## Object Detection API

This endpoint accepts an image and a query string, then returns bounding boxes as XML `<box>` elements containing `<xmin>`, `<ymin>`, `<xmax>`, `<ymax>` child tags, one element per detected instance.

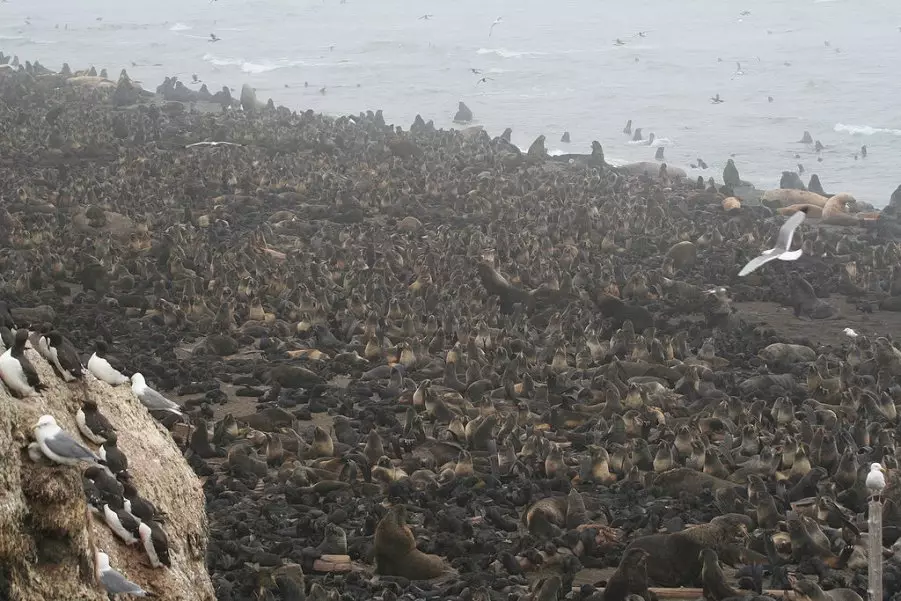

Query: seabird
<box><xmin>87</xmin><ymin>340</ymin><xmax>129</xmax><ymax>386</ymax></box>
<box><xmin>139</xmin><ymin>520</ymin><xmax>172</xmax><ymax>568</ymax></box>
<box><xmin>866</xmin><ymin>462</ymin><xmax>886</xmax><ymax>501</ymax></box>
<box><xmin>46</xmin><ymin>330</ymin><xmax>84</xmax><ymax>382</ymax></box>
<box><xmin>489</xmin><ymin>16</ymin><xmax>502</xmax><ymax>37</ymax></box>
<box><xmin>209</xmin><ymin>33</ymin><xmax>220</xmax><ymax>42</ymax></box>
<box><xmin>184</xmin><ymin>141</ymin><xmax>245</xmax><ymax>149</ymax></box>
<box><xmin>710</xmin><ymin>93</ymin><xmax>724</xmax><ymax>104</ymax></box>
<box><xmin>95</xmin><ymin>550</ymin><xmax>151</xmax><ymax>597</ymax></box>
<box><xmin>131</xmin><ymin>373</ymin><xmax>183</xmax><ymax>415</ymax></box>
<box><xmin>33</xmin><ymin>415</ymin><xmax>100</xmax><ymax>465</ymax></box>
<box><xmin>418</xmin><ymin>14</ymin><xmax>433</xmax><ymax>20</ymax></box>
<box><xmin>0</xmin><ymin>329</ymin><xmax>47</xmax><ymax>397</ymax></box>
<box><xmin>844</xmin><ymin>328</ymin><xmax>859</xmax><ymax>338</ymax></box>
<box><xmin>100</xmin><ymin>433</ymin><xmax>129</xmax><ymax>475</ymax></box>
<box><xmin>738</xmin><ymin>208</ymin><xmax>808</xmax><ymax>277</ymax></box>
<box><xmin>76</xmin><ymin>399</ymin><xmax>116</xmax><ymax>444</ymax></box>
<box><xmin>477</xmin><ymin>77</ymin><xmax>493</xmax><ymax>84</ymax></box>
<box><xmin>84</xmin><ymin>465</ymin><xmax>126</xmax><ymax>509</ymax></box>
<box><xmin>119</xmin><ymin>472</ymin><xmax>167</xmax><ymax>523</ymax></box>
<box><xmin>102</xmin><ymin>503</ymin><xmax>142</xmax><ymax>545</ymax></box>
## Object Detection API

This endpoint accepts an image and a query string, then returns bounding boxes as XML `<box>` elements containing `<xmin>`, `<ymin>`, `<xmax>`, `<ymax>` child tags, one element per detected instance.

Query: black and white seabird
<box><xmin>46</xmin><ymin>331</ymin><xmax>84</xmax><ymax>382</ymax></box>
<box><xmin>76</xmin><ymin>399</ymin><xmax>115</xmax><ymax>444</ymax></box>
<box><xmin>119</xmin><ymin>472</ymin><xmax>167</xmax><ymax>523</ymax></box>
<box><xmin>95</xmin><ymin>550</ymin><xmax>151</xmax><ymax>597</ymax></box>
<box><xmin>33</xmin><ymin>415</ymin><xmax>100</xmax><ymax>465</ymax></box>
<box><xmin>99</xmin><ymin>433</ymin><xmax>129</xmax><ymax>474</ymax></box>
<box><xmin>84</xmin><ymin>465</ymin><xmax>126</xmax><ymax>509</ymax></box>
<box><xmin>102</xmin><ymin>503</ymin><xmax>142</xmax><ymax>545</ymax></box>
<box><xmin>131</xmin><ymin>373</ymin><xmax>183</xmax><ymax>415</ymax></box>
<box><xmin>87</xmin><ymin>340</ymin><xmax>129</xmax><ymax>386</ymax></box>
<box><xmin>0</xmin><ymin>329</ymin><xmax>48</xmax><ymax>397</ymax></box>
<box><xmin>139</xmin><ymin>520</ymin><xmax>172</xmax><ymax>568</ymax></box>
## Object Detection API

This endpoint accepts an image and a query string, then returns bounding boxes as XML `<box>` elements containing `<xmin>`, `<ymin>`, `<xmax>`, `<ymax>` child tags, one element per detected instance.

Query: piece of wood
<box><xmin>869</xmin><ymin>499</ymin><xmax>883</xmax><ymax>601</ymax></box>
<box><xmin>312</xmin><ymin>559</ymin><xmax>354</xmax><ymax>573</ymax></box>
<box><xmin>570</xmin><ymin>587</ymin><xmax>796</xmax><ymax>599</ymax></box>
<box><xmin>319</xmin><ymin>554</ymin><xmax>351</xmax><ymax>563</ymax></box>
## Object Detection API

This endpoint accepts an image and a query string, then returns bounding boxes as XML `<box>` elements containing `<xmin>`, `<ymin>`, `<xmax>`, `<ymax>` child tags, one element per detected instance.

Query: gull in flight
<box><xmin>477</xmin><ymin>76</ymin><xmax>493</xmax><ymax>84</ymax></box>
<box><xmin>184</xmin><ymin>141</ymin><xmax>245</xmax><ymax>149</ymax></box>
<box><xmin>209</xmin><ymin>33</ymin><xmax>220</xmax><ymax>42</ymax></box>
<box><xmin>731</xmin><ymin>62</ymin><xmax>744</xmax><ymax>79</ymax></box>
<box><xmin>489</xmin><ymin>16</ymin><xmax>502</xmax><ymax>37</ymax></box>
<box><xmin>866</xmin><ymin>462</ymin><xmax>886</xmax><ymax>501</ymax></box>
<box><xmin>418</xmin><ymin>14</ymin><xmax>433</xmax><ymax>20</ymax></box>
<box><xmin>738</xmin><ymin>208</ymin><xmax>808</xmax><ymax>276</ymax></box>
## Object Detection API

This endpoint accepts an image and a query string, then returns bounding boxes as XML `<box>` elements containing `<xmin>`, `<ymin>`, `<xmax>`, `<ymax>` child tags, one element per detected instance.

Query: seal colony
<box><xmin>4</xmin><ymin>54</ymin><xmax>901</xmax><ymax>601</ymax></box>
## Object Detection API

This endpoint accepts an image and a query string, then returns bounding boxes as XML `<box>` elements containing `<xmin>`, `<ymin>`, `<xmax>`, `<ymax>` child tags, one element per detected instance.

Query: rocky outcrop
<box><xmin>0</xmin><ymin>344</ymin><xmax>214</xmax><ymax>601</ymax></box>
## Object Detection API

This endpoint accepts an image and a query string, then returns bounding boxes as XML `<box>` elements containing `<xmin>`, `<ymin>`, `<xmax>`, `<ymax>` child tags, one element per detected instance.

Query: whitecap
<box><xmin>476</xmin><ymin>48</ymin><xmax>545</xmax><ymax>59</ymax></box>
<box><xmin>834</xmin><ymin>123</ymin><xmax>901</xmax><ymax>136</ymax></box>
<box><xmin>169</xmin><ymin>22</ymin><xmax>192</xmax><ymax>31</ymax></box>
<box><xmin>0</xmin><ymin>35</ymin><xmax>25</xmax><ymax>41</ymax></box>
<box><xmin>203</xmin><ymin>53</ymin><xmax>305</xmax><ymax>74</ymax></box>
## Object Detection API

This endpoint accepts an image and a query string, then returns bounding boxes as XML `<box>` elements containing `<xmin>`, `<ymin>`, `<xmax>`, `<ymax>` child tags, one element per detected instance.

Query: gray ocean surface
<box><xmin>2</xmin><ymin>0</ymin><xmax>900</xmax><ymax>205</ymax></box>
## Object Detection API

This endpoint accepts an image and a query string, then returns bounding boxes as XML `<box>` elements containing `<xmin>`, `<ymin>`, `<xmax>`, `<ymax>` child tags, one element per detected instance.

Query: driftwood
<box><xmin>312</xmin><ymin>555</ymin><xmax>357</xmax><ymax>573</ymax></box>
<box><xmin>573</xmin><ymin>588</ymin><xmax>796</xmax><ymax>599</ymax></box>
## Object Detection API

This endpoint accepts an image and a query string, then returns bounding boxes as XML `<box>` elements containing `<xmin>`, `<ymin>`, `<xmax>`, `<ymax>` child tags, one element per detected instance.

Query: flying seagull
<box><xmin>131</xmin><ymin>373</ymin><xmax>184</xmax><ymax>415</ymax></box>
<box><xmin>489</xmin><ymin>16</ymin><xmax>502</xmax><ymax>37</ymax></box>
<box><xmin>184</xmin><ymin>141</ymin><xmax>245</xmax><ymax>149</ymax></box>
<box><xmin>95</xmin><ymin>550</ymin><xmax>151</xmax><ymax>597</ymax></box>
<box><xmin>418</xmin><ymin>14</ymin><xmax>433</xmax><ymax>20</ymax></box>
<box><xmin>34</xmin><ymin>414</ymin><xmax>101</xmax><ymax>466</ymax></box>
<box><xmin>209</xmin><ymin>33</ymin><xmax>220</xmax><ymax>42</ymax></box>
<box><xmin>737</xmin><ymin>208</ymin><xmax>808</xmax><ymax>276</ymax></box>
<box><xmin>477</xmin><ymin>77</ymin><xmax>493</xmax><ymax>84</ymax></box>
<box><xmin>866</xmin><ymin>462</ymin><xmax>886</xmax><ymax>501</ymax></box>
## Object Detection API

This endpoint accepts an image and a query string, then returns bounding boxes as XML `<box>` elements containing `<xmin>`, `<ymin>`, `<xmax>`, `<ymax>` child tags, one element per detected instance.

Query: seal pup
<box><xmin>76</xmin><ymin>399</ymin><xmax>115</xmax><ymax>445</ymax></box>
<box><xmin>790</xmin><ymin>272</ymin><xmax>834</xmax><ymax>319</ymax></box>
<box><xmin>374</xmin><ymin>505</ymin><xmax>448</xmax><ymax>580</ymax></box>
<box><xmin>604</xmin><ymin>548</ymin><xmax>652</xmax><ymax>601</ymax></box>
<box><xmin>791</xmin><ymin>578</ymin><xmax>863</xmax><ymax>601</ymax></box>
<box><xmin>88</xmin><ymin>340</ymin><xmax>129</xmax><ymax>385</ymax></box>
<box><xmin>700</xmin><ymin>549</ymin><xmax>742</xmax><ymax>600</ymax></box>
<box><xmin>0</xmin><ymin>329</ymin><xmax>47</xmax><ymax>397</ymax></box>
<box><xmin>95</xmin><ymin>550</ymin><xmax>151</xmax><ymax>597</ymax></box>
<box><xmin>738</xmin><ymin>208</ymin><xmax>808</xmax><ymax>276</ymax></box>
<box><xmin>46</xmin><ymin>331</ymin><xmax>84</xmax><ymax>381</ymax></box>
<box><xmin>33</xmin><ymin>415</ymin><xmax>101</xmax><ymax>465</ymax></box>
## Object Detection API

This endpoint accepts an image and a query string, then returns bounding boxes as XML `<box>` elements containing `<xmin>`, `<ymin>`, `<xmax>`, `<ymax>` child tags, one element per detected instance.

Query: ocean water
<box><xmin>2</xmin><ymin>0</ymin><xmax>900</xmax><ymax>205</ymax></box>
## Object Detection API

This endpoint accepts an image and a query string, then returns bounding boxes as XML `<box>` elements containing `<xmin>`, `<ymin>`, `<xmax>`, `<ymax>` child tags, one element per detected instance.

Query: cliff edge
<box><xmin>0</xmin><ymin>343</ymin><xmax>214</xmax><ymax>601</ymax></box>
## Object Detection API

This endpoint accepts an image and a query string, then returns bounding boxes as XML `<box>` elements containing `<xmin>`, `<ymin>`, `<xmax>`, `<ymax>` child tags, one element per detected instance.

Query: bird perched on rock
<box><xmin>0</xmin><ymin>329</ymin><xmax>47</xmax><ymax>397</ymax></box>
<box><xmin>867</xmin><ymin>462</ymin><xmax>886</xmax><ymax>501</ymax></box>
<box><xmin>131</xmin><ymin>373</ymin><xmax>183</xmax><ymax>415</ymax></box>
<box><xmin>94</xmin><ymin>550</ymin><xmax>152</xmax><ymax>597</ymax></box>
<box><xmin>45</xmin><ymin>331</ymin><xmax>84</xmax><ymax>382</ymax></box>
<box><xmin>33</xmin><ymin>415</ymin><xmax>101</xmax><ymax>465</ymax></box>
<box><xmin>76</xmin><ymin>399</ymin><xmax>116</xmax><ymax>444</ymax></box>
<box><xmin>87</xmin><ymin>340</ymin><xmax>129</xmax><ymax>386</ymax></box>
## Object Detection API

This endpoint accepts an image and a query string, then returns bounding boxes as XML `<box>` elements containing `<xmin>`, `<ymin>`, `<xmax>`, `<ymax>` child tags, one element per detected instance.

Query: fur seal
<box><xmin>799</xmin><ymin>131</ymin><xmax>813</xmax><ymax>144</ymax></box>
<box><xmin>777</xmin><ymin>204</ymin><xmax>823</xmax><ymax>218</ymax></box>
<box><xmin>618</xmin><ymin>162</ymin><xmax>687</xmax><ymax>180</ymax></box>
<box><xmin>655</xmin><ymin>147</ymin><xmax>664</xmax><ymax>161</ymax></box>
<box><xmin>761</xmin><ymin>189</ymin><xmax>828</xmax><ymax>208</ymax></box>
<box><xmin>791</xmin><ymin>578</ymin><xmax>861</xmax><ymax>601</ymax></box>
<box><xmin>625</xmin><ymin>514</ymin><xmax>750</xmax><ymax>586</ymax></box>
<box><xmin>604</xmin><ymin>548</ymin><xmax>653</xmax><ymax>601</ymax></box>
<box><xmin>780</xmin><ymin>171</ymin><xmax>807</xmax><ymax>191</ymax></box>
<box><xmin>700</xmin><ymin>549</ymin><xmax>742</xmax><ymax>601</ymax></box>
<box><xmin>374</xmin><ymin>505</ymin><xmax>448</xmax><ymax>580</ymax></box>
<box><xmin>790</xmin><ymin>273</ymin><xmax>834</xmax><ymax>319</ymax></box>
<box><xmin>561</xmin><ymin>131</ymin><xmax>570</xmax><ymax>143</ymax></box>
<box><xmin>453</xmin><ymin>101</ymin><xmax>473</xmax><ymax>124</ymax></box>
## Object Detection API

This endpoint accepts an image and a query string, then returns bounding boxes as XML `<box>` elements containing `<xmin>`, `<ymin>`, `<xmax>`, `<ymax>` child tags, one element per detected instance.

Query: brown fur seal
<box><xmin>625</xmin><ymin>514</ymin><xmax>750</xmax><ymax>586</ymax></box>
<box><xmin>700</xmin><ymin>549</ymin><xmax>742</xmax><ymax>601</ymax></box>
<box><xmin>777</xmin><ymin>204</ymin><xmax>823</xmax><ymax>218</ymax></box>
<box><xmin>374</xmin><ymin>505</ymin><xmax>449</xmax><ymax>580</ymax></box>
<box><xmin>605</xmin><ymin>548</ymin><xmax>654</xmax><ymax>601</ymax></box>
<box><xmin>477</xmin><ymin>262</ymin><xmax>532</xmax><ymax>313</ymax></box>
<box><xmin>821</xmin><ymin>193</ymin><xmax>860</xmax><ymax>226</ymax></box>
<box><xmin>791</xmin><ymin>578</ymin><xmax>863</xmax><ymax>601</ymax></box>
<box><xmin>761</xmin><ymin>189</ymin><xmax>828</xmax><ymax>208</ymax></box>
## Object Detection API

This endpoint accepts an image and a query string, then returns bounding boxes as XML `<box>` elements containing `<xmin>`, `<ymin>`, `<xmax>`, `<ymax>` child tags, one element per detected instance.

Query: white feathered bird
<box><xmin>867</xmin><ymin>462</ymin><xmax>886</xmax><ymax>501</ymax></box>
<box><xmin>738</xmin><ymin>208</ymin><xmax>808</xmax><ymax>277</ymax></box>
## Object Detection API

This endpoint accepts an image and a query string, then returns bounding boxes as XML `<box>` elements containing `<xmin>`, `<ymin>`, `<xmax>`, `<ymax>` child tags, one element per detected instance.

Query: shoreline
<box><xmin>1</xmin><ymin>49</ymin><xmax>894</xmax><ymax>210</ymax></box>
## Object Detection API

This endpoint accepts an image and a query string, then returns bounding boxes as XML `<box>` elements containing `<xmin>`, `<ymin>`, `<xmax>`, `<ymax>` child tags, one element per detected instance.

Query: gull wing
<box><xmin>777</xmin><ymin>248</ymin><xmax>803</xmax><ymax>261</ymax></box>
<box><xmin>738</xmin><ymin>250</ymin><xmax>779</xmax><ymax>277</ymax></box>
<box><xmin>44</xmin><ymin>431</ymin><xmax>98</xmax><ymax>461</ymax></box>
<box><xmin>139</xmin><ymin>387</ymin><xmax>182</xmax><ymax>413</ymax></box>
<box><xmin>100</xmin><ymin>568</ymin><xmax>146</xmax><ymax>595</ymax></box>
<box><xmin>776</xmin><ymin>209</ymin><xmax>807</xmax><ymax>251</ymax></box>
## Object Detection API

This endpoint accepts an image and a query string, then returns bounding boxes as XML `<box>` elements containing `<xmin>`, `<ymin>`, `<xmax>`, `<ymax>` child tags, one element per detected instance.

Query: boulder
<box><xmin>0</xmin><ymin>348</ymin><xmax>214</xmax><ymax>600</ymax></box>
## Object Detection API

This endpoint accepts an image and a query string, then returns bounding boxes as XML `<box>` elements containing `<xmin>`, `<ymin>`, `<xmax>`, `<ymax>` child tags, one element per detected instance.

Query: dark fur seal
<box><xmin>625</xmin><ymin>514</ymin><xmax>750</xmax><ymax>586</ymax></box>
<box><xmin>453</xmin><ymin>101</ymin><xmax>473</xmax><ymax>124</ymax></box>
<box><xmin>790</xmin><ymin>273</ymin><xmax>835</xmax><ymax>319</ymax></box>
<box><xmin>700</xmin><ymin>549</ymin><xmax>742</xmax><ymax>600</ymax></box>
<box><xmin>605</xmin><ymin>548</ymin><xmax>654</xmax><ymax>601</ymax></box>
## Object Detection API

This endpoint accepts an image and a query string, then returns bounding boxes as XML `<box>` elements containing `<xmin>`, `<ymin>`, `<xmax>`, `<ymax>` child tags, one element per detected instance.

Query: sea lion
<box><xmin>374</xmin><ymin>505</ymin><xmax>448</xmax><ymax>580</ymax></box>
<box><xmin>665</xmin><ymin>241</ymin><xmax>697</xmax><ymax>271</ymax></box>
<box><xmin>655</xmin><ymin>147</ymin><xmax>664</xmax><ymax>161</ymax></box>
<box><xmin>723</xmin><ymin>159</ymin><xmax>741</xmax><ymax>187</ymax></box>
<box><xmin>618</xmin><ymin>162</ymin><xmax>687</xmax><ymax>180</ymax></box>
<box><xmin>722</xmin><ymin>197</ymin><xmax>741</xmax><ymax>211</ymax></box>
<box><xmin>761</xmin><ymin>189</ymin><xmax>828</xmax><ymax>208</ymax></box>
<box><xmin>799</xmin><ymin>131</ymin><xmax>813</xmax><ymax>144</ymax></box>
<box><xmin>625</xmin><ymin>514</ymin><xmax>750</xmax><ymax>586</ymax></box>
<box><xmin>780</xmin><ymin>171</ymin><xmax>807</xmax><ymax>191</ymax></box>
<box><xmin>561</xmin><ymin>131</ymin><xmax>571</xmax><ymax>143</ymax></box>
<box><xmin>700</xmin><ymin>549</ymin><xmax>742</xmax><ymax>601</ymax></box>
<box><xmin>604</xmin><ymin>548</ymin><xmax>653</xmax><ymax>601</ymax></box>
<box><xmin>790</xmin><ymin>273</ymin><xmax>835</xmax><ymax>320</ymax></box>
<box><xmin>821</xmin><ymin>193</ymin><xmax>860</xmax><ymax>226</ymax></box>
<box><xmin>777</xmin><ymin>204</ymin><xmax>823</xmax><ymax>218</ymax></box>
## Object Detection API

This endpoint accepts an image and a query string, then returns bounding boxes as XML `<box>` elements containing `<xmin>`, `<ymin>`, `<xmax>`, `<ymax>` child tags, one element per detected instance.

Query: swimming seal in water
<box><xmin>453</xmin><ymin>101</ymin><xmax>473</xmax><ymax>124</ymax></box>
<box><xmin>374</xmin><ymin>505</ymin><xmax>449</xmax><ymax>580</ymax></box>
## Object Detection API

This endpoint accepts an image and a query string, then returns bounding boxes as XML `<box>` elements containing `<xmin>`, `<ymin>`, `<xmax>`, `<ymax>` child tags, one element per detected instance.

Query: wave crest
<box><xmin>834</xmin><ymin>123</ymin><xmax>901</xmax><ymax>136</ymax></box>
<box><xmin>169</xmin><ymin>22</ymin><xmax>192</xmax><ymax>31</ymax></box>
